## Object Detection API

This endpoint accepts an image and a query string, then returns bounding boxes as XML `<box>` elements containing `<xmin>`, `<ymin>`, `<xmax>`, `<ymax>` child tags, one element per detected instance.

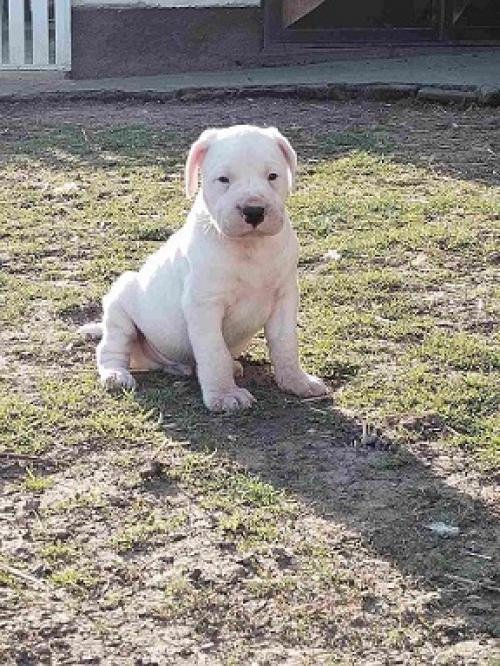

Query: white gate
<box><xmin>0</xmin><ymin>0</ymin><xmax>71</xmax><ymax>70</ymax></box>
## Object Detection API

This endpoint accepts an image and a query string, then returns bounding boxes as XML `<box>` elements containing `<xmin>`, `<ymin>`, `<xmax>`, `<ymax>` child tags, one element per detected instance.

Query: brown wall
<box><xmin>71</xmin><ymin>7</ymin><xmax>263</xmax><ymax>79</ymax></box>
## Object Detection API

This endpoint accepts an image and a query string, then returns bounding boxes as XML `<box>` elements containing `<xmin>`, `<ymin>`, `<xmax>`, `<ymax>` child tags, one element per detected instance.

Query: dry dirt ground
<box><xmin>0</xmin><ymin>97</ymin><xmax>499</xmax><ymax>665</ymax></box>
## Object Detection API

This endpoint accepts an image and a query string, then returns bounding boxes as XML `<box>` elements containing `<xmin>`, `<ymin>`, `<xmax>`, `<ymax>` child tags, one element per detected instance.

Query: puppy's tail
<box><xmin>78</xmin><ymin>322</ymin><xmax>104</xmax><ymax>341</ymax></box>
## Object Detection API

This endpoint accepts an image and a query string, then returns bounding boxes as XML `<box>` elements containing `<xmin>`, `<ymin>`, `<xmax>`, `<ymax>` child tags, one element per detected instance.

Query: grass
<box><xmin>49</xmin><ymin>566</ymin><xmax>99</xmax><ymax>591</ymax></box>
<box><xmin>0</xmin><ymin>102</ymin><xmax>499</xmax><ymax>663</ymax></box>
<box><xmin>111</xmin><ymin>510</ymin><xmax>188</xmax><ymax>552</ymax></box>
<box><xmin>0</xmin><ymin>114</ymin><xmax>497</xmax><ymax>450</ymax></box>
<box><xmin>39</xmin><ymin>542</ymin><xmax>78</xmax><ymax>564</ymax></box>
<box><xmin>23</xmin><ymin>468</ymin><xmax>54</xmax><ymax>492</ymax></box>
<box><xmin>44</xmin><ymin>490</ymin><xmax>106</xmax><ymax>515</ymax></box>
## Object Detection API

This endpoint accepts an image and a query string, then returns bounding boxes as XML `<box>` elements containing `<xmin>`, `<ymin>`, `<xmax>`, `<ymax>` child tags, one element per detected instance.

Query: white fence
<box><xmin>0</xmin><ymin>0</ymin><xmax>71</xmax><ymax>70</ymax></box>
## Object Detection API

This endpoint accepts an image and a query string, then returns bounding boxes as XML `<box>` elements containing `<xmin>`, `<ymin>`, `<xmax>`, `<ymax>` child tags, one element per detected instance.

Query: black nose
<box><xmin>242</xmin><ymin>205</ymin><xmax>265</xmax><ymax>227</ymax></box>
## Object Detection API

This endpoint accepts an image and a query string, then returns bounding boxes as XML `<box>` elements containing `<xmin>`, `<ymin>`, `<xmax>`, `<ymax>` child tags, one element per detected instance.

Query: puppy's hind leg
<box><xmin>96</xmin><ymin>274</ymin><xmax>138</xmax><ymax>391</ymax></box>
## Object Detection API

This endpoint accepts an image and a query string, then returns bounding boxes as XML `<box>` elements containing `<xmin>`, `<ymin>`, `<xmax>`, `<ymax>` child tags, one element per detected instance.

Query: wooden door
<box><xmin>265</xmin><ymin>0</ymin><xmax>500</xmax><ymax>46</ymax></box>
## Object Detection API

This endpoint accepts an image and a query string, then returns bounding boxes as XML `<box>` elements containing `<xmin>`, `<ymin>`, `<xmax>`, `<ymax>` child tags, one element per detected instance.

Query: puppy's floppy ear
<box><xmin>185</xmin><ymin>128</ymin><xmax>218</xmax><ymax>198</ymax></box>
<box><xmin>266</xmin><ymin>127</ymin><xmax>297</xmax><ymax>190</ymax></box>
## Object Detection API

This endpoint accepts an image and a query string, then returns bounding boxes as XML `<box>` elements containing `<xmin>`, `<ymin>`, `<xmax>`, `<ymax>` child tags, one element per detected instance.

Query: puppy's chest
<box><xmin>224</xmin><ymin>264</ymin><xmax>282</xmax><ymax>332</ymax></box>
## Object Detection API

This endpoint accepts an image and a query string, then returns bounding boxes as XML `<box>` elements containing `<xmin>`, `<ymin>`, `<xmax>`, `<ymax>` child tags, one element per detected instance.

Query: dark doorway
<box><xmin>265</xmin><ymin>0</ymin><xmax>500</xmax><ymax>46</ymax></box>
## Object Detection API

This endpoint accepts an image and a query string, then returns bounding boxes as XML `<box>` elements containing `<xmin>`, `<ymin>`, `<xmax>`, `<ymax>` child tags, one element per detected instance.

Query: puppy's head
<box><xmin>185</xmin><ymin>125</ymin><xmax>296</xmax><ymax>238</ymax></box>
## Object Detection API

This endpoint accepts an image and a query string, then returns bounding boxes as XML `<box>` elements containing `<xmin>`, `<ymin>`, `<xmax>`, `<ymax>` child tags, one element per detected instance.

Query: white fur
<box><xmin>79</xmin><ymin>322</ymin><xmax>103</xmax><ymax>340</ymax></box>
<box><xmin>84</xmin><ymin>125</ymin><xmax>327</xmax><ymax>412</ymax></box>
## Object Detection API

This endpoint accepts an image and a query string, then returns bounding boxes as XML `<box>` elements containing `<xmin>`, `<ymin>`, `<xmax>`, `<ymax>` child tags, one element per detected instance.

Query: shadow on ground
<box><xmin>132</xmin><ymin>364</ymin><xmax>499</xmax><ymax>642</ymax></box>
<box><xmin>0</xmin><ymin>99</ymin><xmax>498</xmax><ymax>188</ymax></box>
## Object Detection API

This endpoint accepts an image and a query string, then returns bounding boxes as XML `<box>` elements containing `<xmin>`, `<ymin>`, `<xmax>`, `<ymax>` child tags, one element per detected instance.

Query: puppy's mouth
<box><xmin>209</xmin><ymin>201</ymin><xmax>284</xmax><ymax>239</ymax></box>
<box><xmin>219</xmin><ymin>214</ymin><xmax>283</xmax><ymax>238</ymax></box>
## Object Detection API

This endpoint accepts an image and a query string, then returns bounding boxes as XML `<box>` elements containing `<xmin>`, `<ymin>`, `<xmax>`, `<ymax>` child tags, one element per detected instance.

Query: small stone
<box><xmin>425</xmin><ymin>522</ymin><xmax>460</xmax><ymax>537</ymax></box>
<box><xmin>322</xmin><ymin>249</ymin><xmax>342</xmax><ymax>262</ymax></box>
<box><xmin>236</xmin><ymin>555</ymin><xmax>258</xmax><ymax>571</ymax></box>
<box><xmin>139</xmin><ymin>460</ymin><xmax>164</xmax><ymax>480</ymax></box>
<box><xmin>160</xmin><ymin>554</ymin><xmax>175</xmax><ymax>565</ymax></box>
<box><xmin>170</xmin><ymin>532</ymin><xmax>187</xmax><ymax>542</ymax></box>
<box><xmin>49</xmin><ymin>528</ymin><xmax>70</xmax><ymax>541</ymax></box>
<box><xmin>37</xmin><ymin>643</ymin><xmax>52</xmax><ymax>656</ymax></box>
<box><xmin>487</xmin><ymin>251</ymin><xmax>500</xmax><ymax>265</ymax></box>
<box><xmin>23</xmin><ymin>498</ymin><xmax>41</xmax><ymax>512</ymax></box>
<box><xmin>272</xmin><ymin>547</ymin><xmax>296</xmax><ymax>569</ymax></box>
<box><xmin>188</xmin><ymin>568</ymin><xmax>202</xmax><ymax>582</ymax></box>
<box><xmin>227</xmin><ymin>565</ymin><xmax>247</xmax><ymax>583</ymax></box>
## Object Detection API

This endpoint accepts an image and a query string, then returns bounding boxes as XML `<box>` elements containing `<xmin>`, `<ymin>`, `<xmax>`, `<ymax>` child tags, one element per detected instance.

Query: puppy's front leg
<box><xmin>185</xmin><ymin>301</ymin><xmax>255</xmax><ymax>412</ymax></box>
<box><xmin>265</xmin><ymin>282</ymin><xmax>328</xmax><ymax>398</ymax></box>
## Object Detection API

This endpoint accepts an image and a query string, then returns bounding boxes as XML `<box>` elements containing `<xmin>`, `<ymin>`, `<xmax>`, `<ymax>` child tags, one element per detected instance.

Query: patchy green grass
<box><xmin>1</xmin><ymin>117</ymin><xmax>498</xmax><ymax>466</ymax></box>
<box><xmin>23</xmin><ymin>469</ymin><xmax>54</xmax><ymax>492</ymax></box>
<box><xmin>39</xmin><ymin>542</ymin><xmax>78</xmax><ymax>564</ymax></box>
<box><xmin>0</xmin><ymin>102</ymin><xmax>499</xmax><ymax>664</ymax></box>
<box><xmin>49</xmin><ymin>566</ymin><xmax>99</xmax><ymax>592</ymax></box>
<box><xmin>0</xmin><ymin>373</ymin><xmax>159</xmax><ymax>456</ymax></box>
<box><xmin>111</xmin><ymin>510</ymin><xmax>188</xmax><ymax>553</ymax></box>
<box><xmin>44</xmin><ymin>490</ymin><xmax>106</xmax><ymax>515</ymax></box>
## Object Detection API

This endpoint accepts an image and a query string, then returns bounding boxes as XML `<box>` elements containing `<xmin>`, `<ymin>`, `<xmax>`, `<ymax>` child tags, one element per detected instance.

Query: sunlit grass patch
<box><xmin>339</xmin><ymin>363</ymin><xmax>499</xmax><ymax>460</ymax></box>
<box><xmin>40</xmin><ymin>542</ymin><xmax>78</xmax><ymax>564</ymax></box>
<box><xmin>111</xmin><ymin>510</ymin><xmax>188</xmax><ymax>553</ymax></box>
<box><xmin>49</xmin><ymin>566</ymin><xmax>99</xmax><ymax>592</ymax></box>
<box><xmin>0</xmin><ymin>118</ymin><xmax>498</xmax><ymax>472</ymax></box>
<box><xmin>23</xmin><ymin>469</ymin><xmax>54</xmax><ymax>492</ymax></box>
<box><xmin>44</xmin><ymin>491</ymin><xmax>106</xmax><ymax>515</ymax></box>
<box><xmin>218</xmin><ymin>508</ymin><xmax>280</xmax><ymax>546</ymax></box>
<box><xmin>0</xmin><ymin>370</ymin><xmax>160</xmax><ymax>456</ymax></box>
<box><xmin>1</xmin><ymin>105</ymin><xmax>500</xmax><ymax>665</ymax></box>
<box><xmin>417</xmin><ymin>331</ymin><xmax>499</xmax><ymax>371</ymax></box>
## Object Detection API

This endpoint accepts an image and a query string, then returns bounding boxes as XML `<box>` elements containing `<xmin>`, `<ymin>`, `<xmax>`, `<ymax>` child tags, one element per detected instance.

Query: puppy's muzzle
<box><xmin>241</xmin><ymin>205</ymin><xmax>265</xmax><ymax>228</ymax></box>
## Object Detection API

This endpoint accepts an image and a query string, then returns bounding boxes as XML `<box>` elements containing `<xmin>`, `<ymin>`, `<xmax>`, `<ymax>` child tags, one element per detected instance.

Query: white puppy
<box><xmin>81</xmin><ymin>125</ymin><xmax>327</xmax><ymax>412</ymax></box>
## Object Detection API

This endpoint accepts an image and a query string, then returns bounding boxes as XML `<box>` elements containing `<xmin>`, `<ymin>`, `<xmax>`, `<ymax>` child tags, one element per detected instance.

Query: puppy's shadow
<box><xmin>132</xmin><ymin>360</ymin><xmax>499</xmax><ymax>641</ymax></box>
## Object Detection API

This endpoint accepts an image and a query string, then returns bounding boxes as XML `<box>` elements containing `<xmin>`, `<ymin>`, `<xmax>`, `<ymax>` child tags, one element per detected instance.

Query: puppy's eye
<box><xmin>268</xmin><ymin>173</ymin><xmax>278</xmax><ymax>181</ymax></box>
<box><xmin>217</xmin><ymin>176</ymin><xmax>230</xmax><ymax>184</ymax></box>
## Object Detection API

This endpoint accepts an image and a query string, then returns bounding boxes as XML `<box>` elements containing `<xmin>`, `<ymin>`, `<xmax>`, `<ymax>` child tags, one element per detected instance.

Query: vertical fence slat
<box><xmin>55</xmin><ymin>0</ymin><xmax>70</xmax><ymax>68</ymax></box>
<box><xmin>0</xmin><ymin>1</ymin><xmax>3</xmax><ymax>66</ymax></box>
<box><xmin>0</xmin><ymin>0</ymin><xmax>70</xmax><ymax>70</ymax></box>
<box><xmin>32</xmin><ymin>0</ymin><xmax>49</xmax><ymax>66</ymax></box>
<box><xmin>8</xmin><ymin>0</ymin><xmax>25</xmax><ymax>66</ymax></box>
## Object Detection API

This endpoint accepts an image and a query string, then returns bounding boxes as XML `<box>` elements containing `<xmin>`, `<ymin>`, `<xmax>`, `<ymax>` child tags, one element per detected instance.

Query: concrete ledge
<box><xmin>1</xmin><ymin>82</ymin><xmax>497</xmax><ymax>106</ymax></box>
<box><xmin>416</xmin><ymin>86</ymin><xmax>479</xmax><ymax>105</ymax></box>
<box><xmin>479</xmin><ymin>85</ymin><xmax>500</xmax><ymax>106</ymax></box>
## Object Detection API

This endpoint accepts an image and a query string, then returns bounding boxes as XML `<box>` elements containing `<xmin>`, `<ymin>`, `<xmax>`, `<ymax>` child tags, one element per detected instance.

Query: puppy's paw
<box><xmin>276</xmin><ymin>371</ymin><xmax>328</xmax><ymax>398</ymax></box>
<box><xmin>100</xmin><ymin>368</ymin><xmax>136</xmax><ymax>392</ymax></box>
<box><xmin>204</xmin><ymin>387</ymin><xmax>256</xmax><ymax>413</ymax></box>
<box><xmin>232</xmin><ymin>360</ymin><xmax>244</xmax><ymax>378</ymax></box>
